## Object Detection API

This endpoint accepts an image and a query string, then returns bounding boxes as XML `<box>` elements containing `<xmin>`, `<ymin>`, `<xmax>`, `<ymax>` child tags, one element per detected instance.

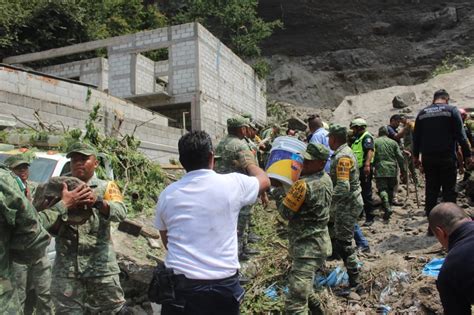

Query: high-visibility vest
<box><xmin>351</xmin><ymin>131</ymin><xmax>374</xmax><ymax>168</ymax></box>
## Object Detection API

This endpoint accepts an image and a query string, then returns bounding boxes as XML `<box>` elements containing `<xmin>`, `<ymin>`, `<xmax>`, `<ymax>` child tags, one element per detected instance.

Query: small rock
<box><xmin>392</xmin><ymin>92</ymin><xmax>417</xmax><ymax>109</ymax></box>
<box><xmin>348</xmin><ymin>292</ymin><xmax>361</xmax><ymax>301</ymax></box>
<box><xmin>372</xmin><ymin>21</ymin><xmax>392</xmax><ymax>35</ymax></box>
<box><xmin>147</xmin><ymin>237</ymin><xmax>161</xmax><ymax>249</ymax></box>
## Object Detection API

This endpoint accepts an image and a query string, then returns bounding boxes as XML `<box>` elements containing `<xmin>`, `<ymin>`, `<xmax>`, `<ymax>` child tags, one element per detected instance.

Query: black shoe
<box><xmin>244</xmin><ymin>248</ymin><xmax>260</xmax><ymax>255</ymax></box>
<box><xmin>363</xmin><ymin>220</ymin><xmax>374</xmax><ymax>227</ymax></box>
<box><xmin>358</xmin><ymin>246</ymin><xmax>370</xmax><ymax>253</ymax></box>
<box><xmin>248</xmin><ymin>233</ymin><xmax>261</xmax><ymax>243</ymax></box>
<box><xmin>383</xmin><ymin>211</ymin><xmax>391</xmax><ymax>222</ymax></box>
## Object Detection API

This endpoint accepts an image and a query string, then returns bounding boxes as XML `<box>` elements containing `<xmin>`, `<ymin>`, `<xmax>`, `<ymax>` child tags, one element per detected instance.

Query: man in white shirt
<box><xmin>154</xmin><ymin>130</ymin><xmax>270</xmax><ymax>315</ymax></box>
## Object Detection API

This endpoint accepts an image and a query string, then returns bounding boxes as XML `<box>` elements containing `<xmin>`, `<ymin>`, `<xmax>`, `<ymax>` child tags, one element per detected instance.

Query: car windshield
<box><xmin>0</xmin><ymin>154</ymin><xmax>58</xmax><ymax>183</ymax></box>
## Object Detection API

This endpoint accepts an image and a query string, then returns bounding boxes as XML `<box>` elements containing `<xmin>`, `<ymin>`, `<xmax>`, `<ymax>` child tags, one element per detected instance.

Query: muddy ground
<box><xmin>112</xmin><ymin>171</ymin><xmax>470</xmax><ymax>314</ymax></box>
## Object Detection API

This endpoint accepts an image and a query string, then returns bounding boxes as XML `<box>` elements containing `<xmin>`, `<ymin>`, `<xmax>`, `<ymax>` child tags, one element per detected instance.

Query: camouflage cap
<box><xmin>249</xmin><ymin>121</ymin><xmax>258</xmax><ymax>130</ymax></box>
<box><xmin>66</xmin><ymin>142</ymin><xmax>98</xmax><ymax>158</ymax></box>
<box><xmin>241</xmin><ymin>113</ymin><xmax>253</xmax><ymax>121</ymax></box>
<box><xmin>327</xmin><ymin>124</ymin><xmax>347</xmax><ymax>137</ymax></box>
<box><xmin>378</xmin><ymin>126</ymin><xmax>389</xmax><ymax>137</ymax></box>
<box><xmin>227</xmin><ymin>116</ymin><xmax>250</xmax><ymax>128</ymax></box>
<box><xmin>303</xmin><ymin>143</ymin><xmax>330</xmax><ymax>161</ymax></box>
<box><xmin>4</xmin><ymin>154</ymin><xmax>30</xmax><ymax>169</ymax></box>
<box><xmin>350</xmin><ymin>118</ymin><xmax>367</xmax><ymax>128</ymax></box>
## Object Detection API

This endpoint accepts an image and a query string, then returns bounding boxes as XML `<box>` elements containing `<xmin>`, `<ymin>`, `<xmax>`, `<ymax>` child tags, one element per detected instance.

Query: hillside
<box><xmin>258</xmin><ymin>0</ymin><xmax>474</xmax><ymax>109</ymax></box>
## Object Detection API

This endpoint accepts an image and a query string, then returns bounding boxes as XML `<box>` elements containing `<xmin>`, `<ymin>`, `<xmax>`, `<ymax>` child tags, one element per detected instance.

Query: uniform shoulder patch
<box><xmin>104</xmin><ymin>181</ymin><xmax>124</xmax><ymax>202</ymax></box>
<box><xmin>282</xmin><ymin>179</ymin><xmax>307</xmax><ymax>213</ymax></box>
<box><xmin>336</xmin><ymin>157</ymin><xmax>353</xmax><ymax>181</ymax></box>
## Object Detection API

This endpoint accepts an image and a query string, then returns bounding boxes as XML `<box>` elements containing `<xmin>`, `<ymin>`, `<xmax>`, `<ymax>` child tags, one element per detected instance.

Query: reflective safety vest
<box><xmin>351</xmin><ymin>131</ymin><xmax>374</xmax><ymax>168</ymax></box>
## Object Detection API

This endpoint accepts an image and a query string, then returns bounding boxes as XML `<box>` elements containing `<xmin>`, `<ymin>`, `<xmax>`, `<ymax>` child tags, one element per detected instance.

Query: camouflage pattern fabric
<box><xmin>375</xmin><ymin>177</ymin><xmax>398</xmax><ymax>217</ymax></box>
<box><xmin>274</xmin><ymin>170</ymin><xmax>333</xmax><ymax>314</ymax></box>
<box><xmin>215</xmin><ymin>134</ymin><xmax>257</xmax><ymax>256</ymax></box>
<box><xmin>51</xmin><ymin>177</ymin><xmax>127</xmax><ymax>313</ymax></box>
<box><xmin>214</xmin><ymin>135</ymin><xmax>256</xmax><ymax>174</ymax></box>
<box><xmin>51</xmin><ymin>274</ymin><xmax>125</xmax><ymax>315</ymax></box>
<box><xmin>0</xmin><ymin>165</ymin><xmax>50</xmax><ymax>315</ymax></box>
<box><xmin>12</xmin><ymin>255</ymin><xmax>53</xmax><ymax>315</ymax></box>
<box><xmin>373</xmin><ymin>135</ymin><xmax>405</xmax><ymax>178</ymax></box>
<box><xmin>328</xmin><ymin>144</ymin><xmax>363</xmax><ymax>286</ymax></box>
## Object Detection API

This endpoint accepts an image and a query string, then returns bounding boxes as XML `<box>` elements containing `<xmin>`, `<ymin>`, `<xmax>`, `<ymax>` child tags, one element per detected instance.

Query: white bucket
<box><xmin>265</xmin><ymin>136</ymin><xmax>307</xmax><ymax>186</ymax></box>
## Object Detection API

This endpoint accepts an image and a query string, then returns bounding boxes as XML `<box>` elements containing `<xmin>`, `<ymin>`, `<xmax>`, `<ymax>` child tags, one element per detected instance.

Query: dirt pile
<box><xmin>332</xmin><ymin>65</ymin><xmax>474</xmax><ymax>133</ymax></box>
<box><xmin>258</xmin><ymin>0</ymin><xmax>474</xmax><ymax>109</ymax></box>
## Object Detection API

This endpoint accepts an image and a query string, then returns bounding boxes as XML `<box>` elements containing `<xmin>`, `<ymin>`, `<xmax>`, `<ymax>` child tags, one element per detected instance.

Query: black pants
<box><xmin>359</xmin><ymin>167</ymin><xmax>375</xmax><ymax>221</ymax></box>
<box><xmin>161</xmin><ymin>273</ymin><xmax>243</xmax><ymax>315</ymax></box>
<box><xmin>422</xmin><ymin>155</ymin><xmax>457</xmax><ymax>216</ymax></box>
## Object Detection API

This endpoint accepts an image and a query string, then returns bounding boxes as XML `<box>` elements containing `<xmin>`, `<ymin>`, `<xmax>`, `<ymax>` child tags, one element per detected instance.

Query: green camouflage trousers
<box><xmin>376</xmin><ymin>177</ymin><xmax>398</xmax><ymax>214</ymax></box>
<box><xmin>237</xmin><ymin>205</ymin><xmax>252</xmax><ymax>255</ymax></box>
<box><xmin>0</xmin><ymin>278</ymin><xmax>21</xmax><ymax>315</ymax></box>
<box><xmin>286</xmin><ymin>257</ymin><xmax>325</xmax><ymax>315</ymax></box>
<box><xmin>330</xmin><ymin>195</ymin><xmax>362</xmax><ymax>286</ymax></box>
<box><xmin>52</xmin><ymin>274</ymin><xmax>125</xmax><ymax>314</ymax></box>
<box><xmin>12</xmin><ymin>255</ymin><xmax>53</xmax><ymax>315</ymax></box>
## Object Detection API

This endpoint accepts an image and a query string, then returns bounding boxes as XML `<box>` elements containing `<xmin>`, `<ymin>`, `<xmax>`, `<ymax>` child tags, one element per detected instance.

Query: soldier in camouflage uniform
<box><xmin>327</xmin><ymin>124</ymin><xmax>363</xmax><ymax>288</ymax></box>
<box><xmin>1</xmin><ymin>163</ymin><xmax>92</xmax><ymax>315</ymax></box>
<box><xmin>4</xmin><ymin>155</ymin><xmax>53</xmax><ymax>314</ymax></box>
<box><xmin>374</xmin><ymin>126</ymin><xmax>407</xmax><ymax>221</ymax></box>
<box><xmin>215</xmin><ymin>117</ymin><xmax>260</xmax><ymax>260</ymax></box>
<box><xmin>51</xmin><ymin>142</ymin><xmax>128</xmax><ymax>314</ymax></box>
<box><xmin>273</xmin><ymin>143</ymin><xmax>333</xmax><ymax>315</ymax></box>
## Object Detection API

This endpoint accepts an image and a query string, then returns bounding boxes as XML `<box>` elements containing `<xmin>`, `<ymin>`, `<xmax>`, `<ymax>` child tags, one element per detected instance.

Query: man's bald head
<box><xmin>429</xmin><ymin>202</ymin><xmax>470</xmax><ymax>235</ymax></box>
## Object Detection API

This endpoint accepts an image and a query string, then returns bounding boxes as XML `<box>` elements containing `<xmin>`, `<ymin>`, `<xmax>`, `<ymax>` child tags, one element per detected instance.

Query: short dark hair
<box><xmin>178</xmin><ymin>131</ymin><xmax>213</xmax><ymax>172</ymax></box>
<box><xmin>429</xmin><ymin>202</ymin><xmax>469</xmax><ymax>234</ymax></box>
<box><xmin>390</xmin><ymin>114</ymin><xmax>401</xmax><ymax>122</ymax></box>
<box><xmin>433</xmin><ymin>89</ymin><xmax>450</xmax><ymax>101</ymax></box>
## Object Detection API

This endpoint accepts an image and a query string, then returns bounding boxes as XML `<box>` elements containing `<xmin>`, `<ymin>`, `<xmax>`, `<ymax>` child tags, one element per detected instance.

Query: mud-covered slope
<box><xmin>258</xmin><ymin>0</ymin><xmax>474</xmax><ymax>108</ymax></box>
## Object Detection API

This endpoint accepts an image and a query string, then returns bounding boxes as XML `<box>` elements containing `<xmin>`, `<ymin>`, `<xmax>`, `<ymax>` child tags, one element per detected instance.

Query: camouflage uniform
<box><xmin>274</xmin><ymin>143</ymin><xmax>333</xmax><ymax>314</ymax></box>
<box><xmin>4</xmin><ymin>154</ymin><xmax>53</xmax><ymax>314</ymax></box>
<box><xmin>374</xmin><ymin>129</ymin><xmax>406</xmax><ymax>219</ymax></box>
<box><xmin>215</xmin><ymin>118</ymin><xmax>257</xmax><ymax>257</ymax></box>
<box><xmin>50</xmin><ymin>176</ymin><xmax>127</xmax><ymax>314</ymax></box>
<box><xmin>0</xmin><ymin>165</ymin><xmax>51</xmax><ymax>315</ymax></box>
<box><xmin>329</xmin><ymin>127</ymin><xmax>363</xmax><ymax>287</ymax></box>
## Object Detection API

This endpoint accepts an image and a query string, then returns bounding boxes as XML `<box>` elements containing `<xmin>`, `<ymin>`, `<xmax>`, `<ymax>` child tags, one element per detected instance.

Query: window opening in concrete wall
<box><xmin>138</xmin><ymin>48</ymin><xmax>169</xmax><ymax>94</ymax></box>
<box><xmin>152</xmin><ymin>103</ymin><xmax>191</xmax><ymax>131</ymax></box>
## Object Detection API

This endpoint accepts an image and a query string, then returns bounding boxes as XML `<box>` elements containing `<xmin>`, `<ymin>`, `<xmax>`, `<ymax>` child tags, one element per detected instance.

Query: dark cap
<box><xmin>4</xmin><ymin>154</ymin><xmax>30</xmax><ymax>169</ymax></box>
<box><xmin>66</xmin><ymin>142</ymin><xmax>98</xmax><ymax>158</ymax></box>
<box><xmin>303</xmin><ymin>143</ymin><xmax>330</xmax><ymax>161</ymax></box>
<box><xmin>433</xmin><ymin>89</ymin><xmax>449</xmax><ymax>100</ymax></box>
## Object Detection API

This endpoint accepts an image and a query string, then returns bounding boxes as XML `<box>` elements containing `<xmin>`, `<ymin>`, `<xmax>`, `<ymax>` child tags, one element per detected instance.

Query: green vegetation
<box><xmin>241</xmin><ymin>204</ymin><xmax>288</xmax><ymax>313</ymax></box>
<box><xmin>173</xmin><ymin>0</ymin><xmax>282</xmax><ymax>59</ymax></box>
<box><xmin>431</xmin><ymin>54</ymin><xmax>474</xmax><ymax>77</ymax></box>
<box><xmin>0</xmin><ymin>0</ymin><xmax>281</xmax><ymax>76</ymax></box>
<box><xmin>78</xmin><ymin>103</ymin><xmax>166</xmax><ymax>216</ymax></box>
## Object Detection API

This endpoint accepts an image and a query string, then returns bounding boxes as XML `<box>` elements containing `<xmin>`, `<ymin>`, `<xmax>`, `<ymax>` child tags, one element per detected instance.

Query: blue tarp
<box><xmin>314</xmin><ymin>266</ymin><xmax>349</xmax><ymax>288</ymax></box>
<box><xmin>422</xmin><ymin>258</ymin><xmax>445</xmax><ymax>278</ymax></box>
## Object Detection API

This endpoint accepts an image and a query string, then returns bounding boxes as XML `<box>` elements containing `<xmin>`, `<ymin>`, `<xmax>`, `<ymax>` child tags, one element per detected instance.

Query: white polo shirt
<box><xmin>154</xmin><ymin>169</ymin><xmax>259</xmax><ymax>280</ymax></box>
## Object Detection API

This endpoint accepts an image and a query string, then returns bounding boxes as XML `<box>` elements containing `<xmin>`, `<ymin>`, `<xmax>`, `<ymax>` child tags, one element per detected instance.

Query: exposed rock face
<box><xmin>258</xmin><ymin>0</ymin><xmax>474</xmax><ymax>109</ymax></box>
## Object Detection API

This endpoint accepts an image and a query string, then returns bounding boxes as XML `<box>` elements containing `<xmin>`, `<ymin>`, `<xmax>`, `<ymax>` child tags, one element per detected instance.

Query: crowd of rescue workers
<box><xmin>1</xmin><ymin>88</ymin><xmax>474</xmax><ymax>315</ymax></box>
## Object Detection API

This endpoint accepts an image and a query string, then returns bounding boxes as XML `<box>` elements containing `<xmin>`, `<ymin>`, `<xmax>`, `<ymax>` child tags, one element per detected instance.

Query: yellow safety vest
<box><xmin>351</xmin><ymin>131</ymin><xmax>374</xmax><ymax>168</ymax></box>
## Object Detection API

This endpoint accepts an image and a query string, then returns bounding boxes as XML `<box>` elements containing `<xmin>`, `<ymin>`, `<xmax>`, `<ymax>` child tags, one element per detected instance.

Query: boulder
<box><xmin>33</xmin><ymin>176</ymin><xmax>92</xmax><ymax>224</ymax></box>
<box><xmin>392</xmin><ymin>92</ymin><xmax>417</xmax><ymax>109</ymax></box>
<box><xmin>372</xmin><ymin>22</ymin><xmax>392</xmax><ymax>35</ymax></box>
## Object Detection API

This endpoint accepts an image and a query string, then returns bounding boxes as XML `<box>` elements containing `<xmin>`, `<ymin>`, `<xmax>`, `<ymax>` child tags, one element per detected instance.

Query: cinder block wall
<box><xmin>38</xmin><ymin>58</ymin><xmax>107</xmax><ymax>90</ymax></box>
<box><xmin>196</xmin><ymin>24</ymin><xmax>267</xmax><ymax>138</ymax></box>
<box><xmin>0</xmin><ymin>66</ymin><xmax>181</xmax><ymax>163</ymax></box>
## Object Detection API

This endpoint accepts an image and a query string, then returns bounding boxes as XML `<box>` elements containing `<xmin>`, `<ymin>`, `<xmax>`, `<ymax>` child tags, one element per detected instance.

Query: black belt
<box><xmin>174</xmin><ymin>271</ymin><xmax>239</xmax><ymax>288</ymax></box>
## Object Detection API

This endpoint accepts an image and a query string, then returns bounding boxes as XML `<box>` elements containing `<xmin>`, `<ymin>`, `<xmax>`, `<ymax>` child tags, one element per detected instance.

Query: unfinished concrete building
<box><xmin>3</xmin><ymin>23</ymin><xmax>267</xmax><ymax>139</ymax></box>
